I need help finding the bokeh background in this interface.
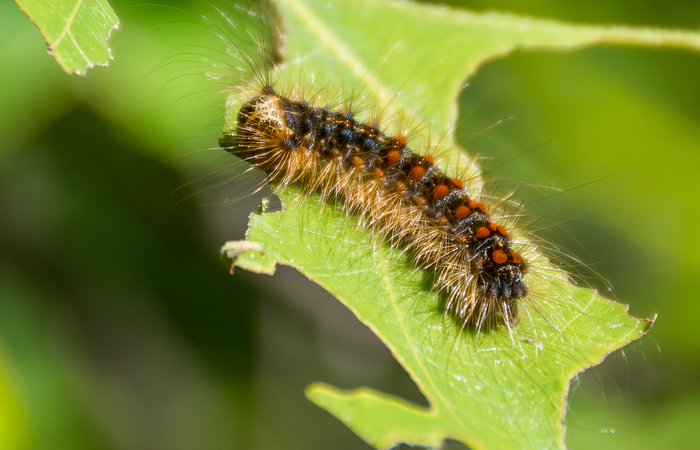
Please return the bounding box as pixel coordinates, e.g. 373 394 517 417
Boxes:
1 0 700 449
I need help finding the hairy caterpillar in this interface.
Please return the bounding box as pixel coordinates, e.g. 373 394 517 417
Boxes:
220 85 530 330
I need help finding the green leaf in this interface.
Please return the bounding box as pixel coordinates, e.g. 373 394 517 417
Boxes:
217 0 700 448
226 190 651 450
13 0 119 75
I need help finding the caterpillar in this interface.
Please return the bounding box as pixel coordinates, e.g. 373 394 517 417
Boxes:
219 86 530 330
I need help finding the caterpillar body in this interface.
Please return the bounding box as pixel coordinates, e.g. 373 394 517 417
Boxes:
219 87 530 330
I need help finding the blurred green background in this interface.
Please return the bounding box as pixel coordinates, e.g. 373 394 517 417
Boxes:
1 0 700 449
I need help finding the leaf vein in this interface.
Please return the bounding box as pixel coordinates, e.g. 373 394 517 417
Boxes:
53 0 84 49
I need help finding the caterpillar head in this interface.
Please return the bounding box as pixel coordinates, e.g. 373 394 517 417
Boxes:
237 92 289 139
217 88 293 159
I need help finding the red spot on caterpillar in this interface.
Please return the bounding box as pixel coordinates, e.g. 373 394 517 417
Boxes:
410 166 426 182
489 222 499 232
433 184 449 200
454 205 471 220
424 155 435 164
497 225 508 237
352 155 364 168
386 150 401 165
451 179 463 189
469 199 487 213
373 168 384 179
492 249 507 265
475 227 490 239
511 252 522 264
393 135 407 145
